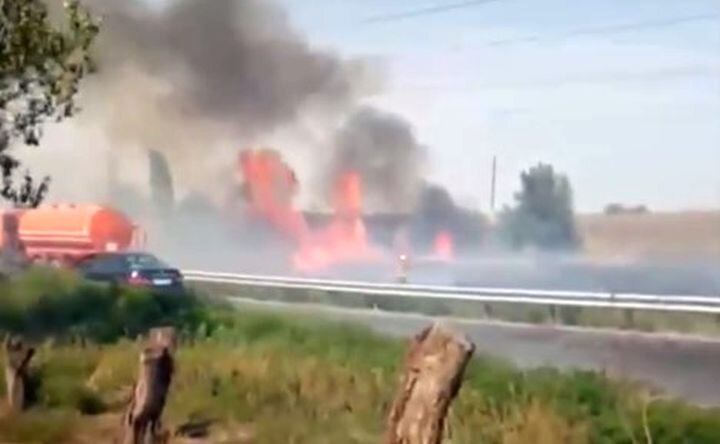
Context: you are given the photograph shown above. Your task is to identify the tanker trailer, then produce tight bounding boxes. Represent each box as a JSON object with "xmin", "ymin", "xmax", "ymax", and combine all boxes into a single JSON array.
[{"xmin": 8, "ymin": 204, "xmax": 142, "ymax": 266}]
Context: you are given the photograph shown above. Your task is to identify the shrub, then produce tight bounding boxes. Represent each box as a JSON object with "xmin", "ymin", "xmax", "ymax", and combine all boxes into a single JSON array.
[{"xmin": 0, "ymin": 268, "xmax": 210, "ymax": 342}]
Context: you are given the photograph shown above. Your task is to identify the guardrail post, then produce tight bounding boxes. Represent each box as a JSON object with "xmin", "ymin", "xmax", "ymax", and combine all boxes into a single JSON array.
[
  {"xmin": 549, "ymin": 305, "xmax": 558, "ymax": 324},
  {"xmin": 624, "ymin": 309, "xmax": 635, "ymax": 328},
  {"xmin": 483, "ymin": 303, "xmax": 493, "ymax": 319}
]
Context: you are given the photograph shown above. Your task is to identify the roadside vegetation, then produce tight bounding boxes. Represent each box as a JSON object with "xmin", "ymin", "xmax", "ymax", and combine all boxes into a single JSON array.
[
  {"xmin": 0, "ymin": 270, "xmax": 720, "ymax": 443},
  {"xmin": 0, "ymin": 268, "xmax": 207, "ymax": 342},
  {"xmin": 199, "ymin": 279, "xmax": 720, "ymax": 338}
]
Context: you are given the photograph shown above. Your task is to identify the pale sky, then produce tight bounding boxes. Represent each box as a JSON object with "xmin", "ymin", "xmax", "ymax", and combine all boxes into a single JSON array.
[
  {"xmin": 274, "ymin": 0, "xmax": 720, "ymax": 212},
  {"xmin": 33, "ymin": 0, "xmax": 719, "ymax": 212}
]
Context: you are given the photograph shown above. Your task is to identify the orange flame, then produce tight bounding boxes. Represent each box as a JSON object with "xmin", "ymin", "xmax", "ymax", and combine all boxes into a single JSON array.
[
  {"xmin": 434, "ymin": 230, "xmax": 454, "ymax": 261},
  {"xmin": 335, "ymin": 172, "xmax": 362, "ymax": 216},
  {"xmin": 293, "ymin": 171, "xmax": 379, "ymax": 272},
  {"xmin": 239, "ymin": 149, "xmax": 308, "ymax": 241},
  {"xmin": 239, "ymin": 149, "xmax": 382, "ymax": 273}
]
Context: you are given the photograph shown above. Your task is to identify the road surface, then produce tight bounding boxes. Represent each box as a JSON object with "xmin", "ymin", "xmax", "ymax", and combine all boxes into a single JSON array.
[{"xmin": 231, "ymin": 297, "xmax": 720, "ymax": 407}]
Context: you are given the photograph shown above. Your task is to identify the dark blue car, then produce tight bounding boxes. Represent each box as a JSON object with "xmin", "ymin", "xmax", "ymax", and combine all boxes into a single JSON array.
[{"xmin": 76, "ymin": 252, "xmax": 184, "ymax": 293}]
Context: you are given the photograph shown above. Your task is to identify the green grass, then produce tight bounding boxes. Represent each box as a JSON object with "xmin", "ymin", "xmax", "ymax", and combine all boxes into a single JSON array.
[
  {"xmin": 2, "ymin": 270, "xmax": 720, "ymax": 443},
  {"xmin": 0, "ymin": 267, "xmax": 208, "ymax": 342},
  {"xmin": 2, "ymin": 309, "xmax": 720, "ymax": 443}
]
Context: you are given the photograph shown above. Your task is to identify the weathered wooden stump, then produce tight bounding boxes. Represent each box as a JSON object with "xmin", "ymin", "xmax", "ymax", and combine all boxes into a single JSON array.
[
  {"xmin": 122, "ymin": 328, "xmax": 176, "ymax": 444},
  {"xmin": 3, "ymin": 335, "xmax": 35, "ymax": 411},
  {"xmin": 149, "ymin": 327, "xmax": 178, "ymax": 353},
  {"xmin": 385, "ymin": 323, "xmax": 475, "ymax": 444}
]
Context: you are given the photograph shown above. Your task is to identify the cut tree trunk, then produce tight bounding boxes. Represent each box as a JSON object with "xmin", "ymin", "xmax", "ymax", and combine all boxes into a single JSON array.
[
  {"xmin": 3, "ymin": 335, "xmax": 34, "ymax": 411},
  {"xmin": 149, "ymin": 327, "xmax": 177, "ymax": 353},
  {"xmin": 385, "ymin": 323, "xmax": 475, "ymax": 444},
  {"xmin": 122, "ymin": 328, "xmax": 176, "ymax": 444}
]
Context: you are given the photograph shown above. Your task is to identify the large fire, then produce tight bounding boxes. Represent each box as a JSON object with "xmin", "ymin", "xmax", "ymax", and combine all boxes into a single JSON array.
[
  {"xmin": 434, "ymin": 230, "xmax": 454, "ymax": 261},
  {"xmin": 239, "ymin": 149, "xmax": 380, "ymax": 273},
  {"xmin": 238, "ymin": 149, "xmax": 308, "ymax": 241}
]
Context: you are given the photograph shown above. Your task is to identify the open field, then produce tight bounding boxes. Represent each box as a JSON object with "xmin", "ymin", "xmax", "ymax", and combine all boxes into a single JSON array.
[
  {"xmin": 578, "ymin": 211, "xmax": 720, "ymax": 260},
  {"xmin": 2, "ymin": 270, "xmax": 720, "ymax": 443}
]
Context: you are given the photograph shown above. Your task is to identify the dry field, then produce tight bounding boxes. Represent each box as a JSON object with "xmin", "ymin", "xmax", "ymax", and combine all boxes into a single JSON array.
[{"xmin": 578, "ymin": 211, "xmax": 720, "ymax": 260}]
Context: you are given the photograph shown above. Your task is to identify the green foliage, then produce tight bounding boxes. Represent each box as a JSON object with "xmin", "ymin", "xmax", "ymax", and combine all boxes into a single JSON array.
[
  {"xmin": 31, "ymin": 347, "xmax": 106, "ymax": 414},
  {"xmin": 0, "ymin": 268, "xmax": 208, "ymax": 341},
  {"xmin": 500, "ymin": 163, "xmax": 580, "ymax": 250},
  {"xmin": 4, "ymin": 309, "xmax": 720, "ymax": 443},
  {"xmin": 2, "ymin": 275, "xmax": 720, "ymax": 442},
  {"xmin": 0, "ymin": 0, "xmax": 99, "ymax": 207}
]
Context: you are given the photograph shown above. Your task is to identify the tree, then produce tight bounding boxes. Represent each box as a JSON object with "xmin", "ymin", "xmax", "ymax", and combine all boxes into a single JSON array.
[
  {"xmin": 500, "ymin": 163, "xmax": 579, "ymax": 250},
  {"xmin": 148, "ymin": 150, "xmax": 175, "ymax": 217},
  {"xmin": 0, "ymin": 0, "xmax": 99, "ymax": 208}
]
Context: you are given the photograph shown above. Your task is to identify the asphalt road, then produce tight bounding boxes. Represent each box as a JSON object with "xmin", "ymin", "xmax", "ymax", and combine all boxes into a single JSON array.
[
  {"xmin": 187, "ymin": 254, "xmax": 720, "ymax": 296},
  {"xmin": 231, "ymin": 297, "xmax": 720, "ymax": 407}
]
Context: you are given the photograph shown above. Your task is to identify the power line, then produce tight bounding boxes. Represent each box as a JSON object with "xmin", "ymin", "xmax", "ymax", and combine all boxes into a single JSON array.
[
  {"xmin": 477, "ymin": 12, "xmax": 720, "ymax": 47},
  {"xmin": 394, "ymin": 65, "xmax": 719, "ymax": 92},
  {"xmin": 481, "ymin": 65, "xmax": 719, "ymax": 89},
  {"xmin": 361, "ymin": 0, "xmax": 506, "ymax": 24}
]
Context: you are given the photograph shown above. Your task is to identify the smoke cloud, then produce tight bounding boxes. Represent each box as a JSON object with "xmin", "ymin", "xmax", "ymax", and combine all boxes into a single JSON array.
[
  {"xmin": 36, "ymin": 0, "xmax": 437, "ymax": 217},
  {"xmin": 58, "ymin": 0, "xmax": 377, "ymax": 197},
  {"xmin": 329, "ymin": 106, "xmax": 426, "ymax": 212},
  {"xmin": 409, "ymin": 183, "xmax": 486, "ymax": 253}
]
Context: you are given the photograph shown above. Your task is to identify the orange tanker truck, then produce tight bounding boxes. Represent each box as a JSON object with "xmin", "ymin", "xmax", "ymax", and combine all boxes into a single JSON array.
[{"xmin": 0, "ymin": 204, "xmax": 143, "ymax": 268}]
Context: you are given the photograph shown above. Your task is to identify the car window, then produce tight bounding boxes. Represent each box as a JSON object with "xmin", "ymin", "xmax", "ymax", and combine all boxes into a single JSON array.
[
  {"xmin": 85, "ymin": 255, "xmax": 127, "ymax": 274},
  {"xmin": 125, "ymin": 254, "xmax": 168, "ymax": 270}
]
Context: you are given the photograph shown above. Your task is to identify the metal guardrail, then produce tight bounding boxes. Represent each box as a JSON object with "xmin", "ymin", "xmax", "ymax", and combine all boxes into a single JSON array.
[{"xmin": 183, "ymin": 270, "xmax": 720, "ymax": 315}]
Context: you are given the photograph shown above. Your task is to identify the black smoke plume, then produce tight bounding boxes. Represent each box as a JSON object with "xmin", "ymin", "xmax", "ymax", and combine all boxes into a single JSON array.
[
  {"xmin": 329, "ymin": 106, "xmax": 426, "ymax": 212},
  {"xmin": 67, "ymin": 0, "xmax": 375, "ymax": 194},
  {"xmin": 409, "ymin": 183, "xmax": 486, "ymax": 254}
]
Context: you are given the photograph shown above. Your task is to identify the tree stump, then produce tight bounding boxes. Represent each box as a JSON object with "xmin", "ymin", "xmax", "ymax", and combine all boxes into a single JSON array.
[
  {"xmin": 122, "ymin": 328, "xmax": 176, "ymax": 444},
  {"xmin": 149, "ymin": 327, "xmax": 177, "ymax": 353},
  {"xmin": 385, "ymin": 323, "xmax": 475, "ymax": 444},
  {"xmin": 3, "ymin": 335, "xmax": 34, "ymax": 411}
]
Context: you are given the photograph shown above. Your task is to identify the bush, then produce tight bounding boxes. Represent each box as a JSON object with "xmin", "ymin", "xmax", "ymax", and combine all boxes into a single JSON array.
[{"xmin": 0, "ymin": 267, "xmax": 210, "ymax": 342}]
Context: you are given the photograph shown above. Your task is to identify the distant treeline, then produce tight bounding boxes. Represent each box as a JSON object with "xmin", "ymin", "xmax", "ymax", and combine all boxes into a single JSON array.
[{"xmin": 604, "ymin": 203, "xmax": 650, "ymax": 215}]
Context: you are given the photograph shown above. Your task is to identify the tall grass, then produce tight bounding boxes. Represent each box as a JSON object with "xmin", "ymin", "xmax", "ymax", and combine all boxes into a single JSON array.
[{"xmin": 1, "ymin": 270, "xmax": 720, "ymax": 443}]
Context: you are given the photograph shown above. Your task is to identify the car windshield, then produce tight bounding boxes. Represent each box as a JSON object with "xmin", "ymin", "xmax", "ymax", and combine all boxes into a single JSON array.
[{"xmin": 125, "ymin": 254, "xmax": 168, "ymax": 270}]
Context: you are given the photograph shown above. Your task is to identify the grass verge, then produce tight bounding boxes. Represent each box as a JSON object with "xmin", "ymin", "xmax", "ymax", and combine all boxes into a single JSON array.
[
  {"xmin": 193, "ymin": 280, "xmax": 720, "ymax": 337},
  {"xmin": 1, "ymin": 270, "xmax": 720, "ymax": 442}
]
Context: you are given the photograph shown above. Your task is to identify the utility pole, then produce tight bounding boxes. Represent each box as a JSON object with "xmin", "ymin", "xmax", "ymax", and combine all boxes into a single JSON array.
[{"xmin": 489, "ymin": 155, "xmax": 497, "ymax": 219}]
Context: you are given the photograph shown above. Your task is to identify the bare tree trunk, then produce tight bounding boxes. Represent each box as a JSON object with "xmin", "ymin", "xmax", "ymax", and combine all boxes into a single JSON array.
[
  {"xmin": 385, "ymin": 323, "xmax": 475, "ymax": 444},
  {"xmin": 3, "ymin": 335, "xmax": 34, "ymax": 411},
  {"xmin": 122, "ymin": 328, "xmax": 176, "ymax": 444}
]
